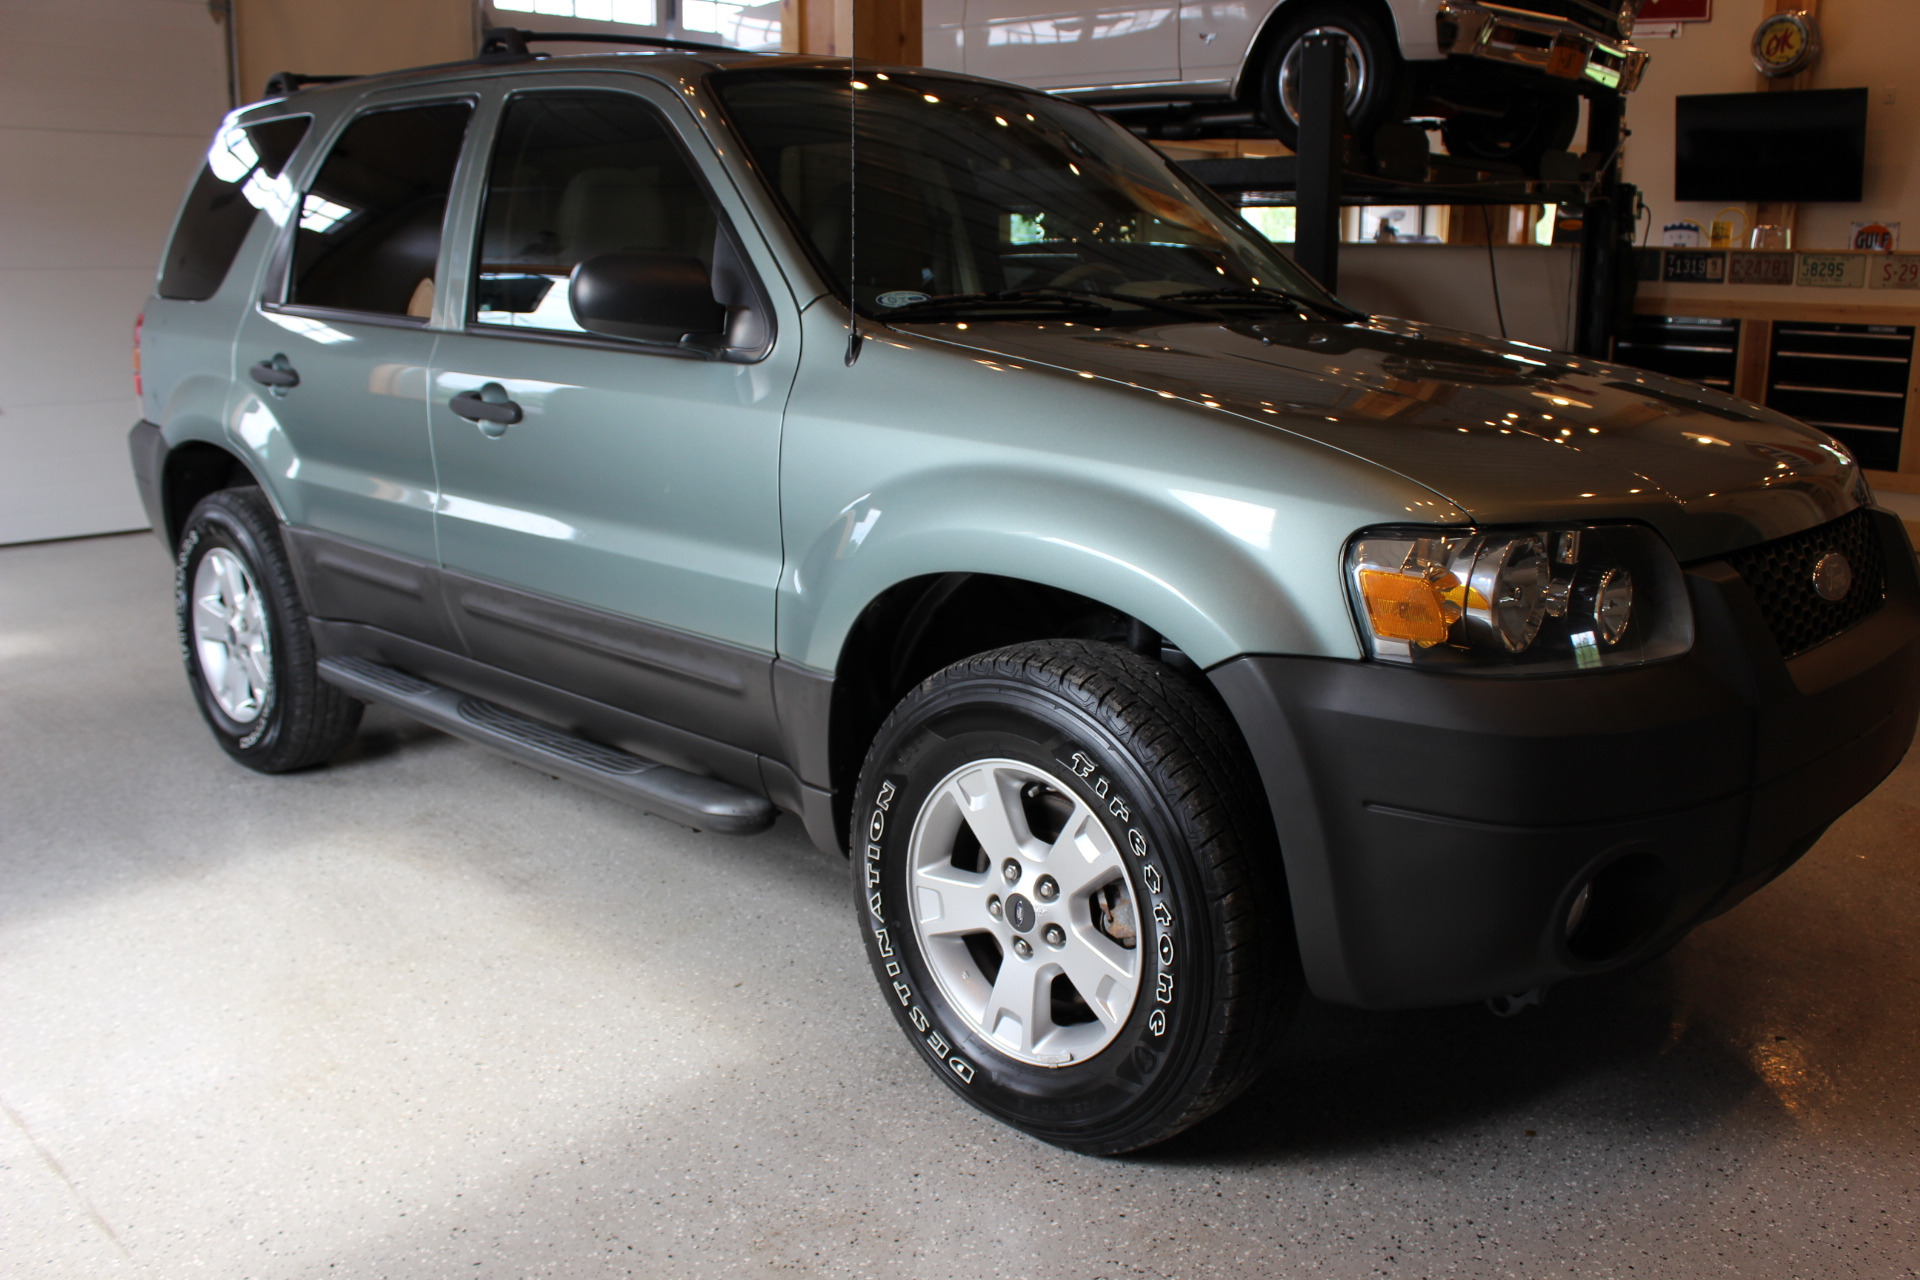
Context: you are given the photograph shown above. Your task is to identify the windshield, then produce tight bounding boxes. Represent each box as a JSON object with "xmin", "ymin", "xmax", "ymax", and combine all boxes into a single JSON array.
[{"xmin": 712, "ymin": 68, "xmax": 1342, "ymax": 322}]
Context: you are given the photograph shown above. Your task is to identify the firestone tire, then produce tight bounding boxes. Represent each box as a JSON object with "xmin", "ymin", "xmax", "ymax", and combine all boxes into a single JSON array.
[
  {"xmin": 174, "ymin": 486, "xmax": 362, "ymax": 773},
  {"xmin": 851, "ymin": 641, "xmax": 1298, "ymax": 1154}
]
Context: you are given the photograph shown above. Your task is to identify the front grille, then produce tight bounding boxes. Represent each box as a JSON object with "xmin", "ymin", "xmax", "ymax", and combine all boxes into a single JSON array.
[{"xmin": 1724, "ymin": 508, "xmax": 1886, "ymax": 659}]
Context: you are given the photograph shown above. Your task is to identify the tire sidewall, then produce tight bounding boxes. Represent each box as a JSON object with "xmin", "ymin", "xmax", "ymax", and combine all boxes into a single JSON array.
[
  {"xmin": 853, "ymin": 677, "xmax": 1217, "ymax": 1147},
  {"xmin": 1261, "ymin": 9, "xmax": 1398, "ymax": 143},
  {"xmin": 175, "ymin": 494, "xmax": 290, "ymax": 762}
]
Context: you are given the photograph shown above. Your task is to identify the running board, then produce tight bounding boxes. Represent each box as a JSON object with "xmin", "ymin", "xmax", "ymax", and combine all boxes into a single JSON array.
[{"xmin": 317, "ymin": 656, "xmax": 776, "ymax": 835}]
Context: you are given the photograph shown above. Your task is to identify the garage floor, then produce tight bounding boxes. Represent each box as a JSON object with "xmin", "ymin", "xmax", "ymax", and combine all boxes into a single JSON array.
[{"xmin": 4, "ymin": 532, "xmax": 1918, "ymax": 1279}]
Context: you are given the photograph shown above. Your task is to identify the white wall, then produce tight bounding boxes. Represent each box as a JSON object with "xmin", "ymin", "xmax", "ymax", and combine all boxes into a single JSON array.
[
  {"xmin": 0, "ymin": 0, "xmax": 230, "ymax": 544},
  {"xmin": 1336, "ymin": 245, "xmax": 1581, "ymax": 351},
  {"xmin": 1625, "ymin": 0, "xmax": 1920, "ymax": 254}
]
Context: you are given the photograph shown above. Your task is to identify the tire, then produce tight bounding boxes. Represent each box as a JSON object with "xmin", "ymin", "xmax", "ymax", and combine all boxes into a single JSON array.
[
  {"xmin": 174, "ymin": 486, "xmax": 361, "ymax": 772},
  {"xmin": 1257, "ymin": 2, "xmax": 1405, "ymax": 154},
  {"xmin": 1441, "ymin": 87, "xmax": 1581, "ymax": 168},
  {"xmin": 851, "ymin": 640, "xmax": 1298, "ymax": 1154}
]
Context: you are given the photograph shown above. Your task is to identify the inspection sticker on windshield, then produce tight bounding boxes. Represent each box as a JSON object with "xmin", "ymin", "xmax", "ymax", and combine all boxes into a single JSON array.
[{"xmin": 876, "ymin": 291, "xmax": 929, "ymax": 308}]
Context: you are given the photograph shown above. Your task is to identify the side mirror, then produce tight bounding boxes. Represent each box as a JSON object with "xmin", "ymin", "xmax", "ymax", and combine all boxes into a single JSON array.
[{"xmin": 569, "ymin": 251, "xmax": 727, "ymax": 342}]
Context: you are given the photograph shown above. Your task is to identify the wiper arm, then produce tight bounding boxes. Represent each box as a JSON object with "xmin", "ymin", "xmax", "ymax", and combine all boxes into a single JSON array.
[
  {"xmin": 1154, "ymin": 285, "xmax": 1359, "ymax": 320},
  {"xmin": 874, "ymin": 288, "xmax": 1119, "ymax": 321}
]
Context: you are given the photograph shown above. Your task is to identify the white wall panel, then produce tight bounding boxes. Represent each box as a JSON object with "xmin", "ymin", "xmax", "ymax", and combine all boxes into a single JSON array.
[{"xmin": 0, "ymin": 0, "xmax": 229, "ymax": 544}]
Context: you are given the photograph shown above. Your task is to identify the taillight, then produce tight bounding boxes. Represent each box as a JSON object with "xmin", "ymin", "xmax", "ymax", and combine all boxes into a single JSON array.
[{"xmin": 133, "ymin": 312, "xmax": 144, "ymax": 398}]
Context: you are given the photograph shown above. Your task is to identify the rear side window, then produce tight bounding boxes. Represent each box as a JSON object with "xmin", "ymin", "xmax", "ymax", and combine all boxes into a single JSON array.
[
  {"xmin": 288, "ymin": 102, "xmax": 473, "ymax": 318},
  {"xmin": 157, "ymin": 115, "xmax": 311, "ymax": 301}
]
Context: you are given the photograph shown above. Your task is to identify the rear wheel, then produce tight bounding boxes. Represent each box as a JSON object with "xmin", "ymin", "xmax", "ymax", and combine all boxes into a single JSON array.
[
  {"xmin": 175, "ymin": 487, "xmax": 361, "ymax": 772},
  {"xmin": 851, "ymin": 640, "xmax": 1297, "ymax": 1154},
  {"xmin": 1441, "ymin": 87, "xmax": 1581, "ymax": 167}
]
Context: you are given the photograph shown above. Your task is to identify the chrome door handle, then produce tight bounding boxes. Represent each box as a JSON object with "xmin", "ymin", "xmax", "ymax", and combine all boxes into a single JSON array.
[{"xmin": 449, "ymin": 384, "xmax": 523, "ymax": 437}]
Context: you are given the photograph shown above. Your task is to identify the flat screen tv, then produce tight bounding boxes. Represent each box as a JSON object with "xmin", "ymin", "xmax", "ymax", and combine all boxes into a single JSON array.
[{"xmin": 1674, "ymin": 88, "xmax": 1868, "ymax": 203}]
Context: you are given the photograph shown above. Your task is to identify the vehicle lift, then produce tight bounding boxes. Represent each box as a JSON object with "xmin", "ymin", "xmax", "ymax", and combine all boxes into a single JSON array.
[{"xmin": 1167, "ymin": 34, "xmax": 1638, "ymax": 359}]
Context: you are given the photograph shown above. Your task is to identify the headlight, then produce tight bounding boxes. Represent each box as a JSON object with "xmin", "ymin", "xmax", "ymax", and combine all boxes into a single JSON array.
[{"xmin": 1346, "ymin": 523, "xmax": 1693, "ymax": 674}]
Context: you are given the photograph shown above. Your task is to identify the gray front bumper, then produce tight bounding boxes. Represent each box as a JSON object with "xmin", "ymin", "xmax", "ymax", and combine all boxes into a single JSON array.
[{"xmin": 1443, "ymin": 3, "xmax": 1648, "ymax": 93}]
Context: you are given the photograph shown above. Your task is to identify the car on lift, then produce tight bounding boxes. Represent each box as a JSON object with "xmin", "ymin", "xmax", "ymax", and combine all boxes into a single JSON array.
[
  {"xmin": 130, "ymin": 36, "xmax": 1916, "ymax": 1154},
  {"xmin": 923, "ymin": 0, "xmax": 1650, "ymax": 164}
]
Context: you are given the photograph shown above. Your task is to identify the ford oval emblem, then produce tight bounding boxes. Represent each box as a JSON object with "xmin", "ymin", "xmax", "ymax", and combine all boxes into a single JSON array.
[{"xmin": 1812, "ymin": 552, "xmax": 1853, "ymax": 602}]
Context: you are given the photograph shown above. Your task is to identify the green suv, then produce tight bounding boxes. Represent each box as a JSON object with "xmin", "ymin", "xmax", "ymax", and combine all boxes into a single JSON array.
[{"xmin": 130, "ymin": 40, "xmax": 1919, "ymax": 1154}]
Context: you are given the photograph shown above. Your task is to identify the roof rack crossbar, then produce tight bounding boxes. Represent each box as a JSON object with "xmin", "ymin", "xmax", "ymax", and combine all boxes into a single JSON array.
[
  {"xmin": 479, "ymin": 26, "xmax": 740, "ymax": 58},
  {"xmin": 263, "ymin": 71, "xmax": 359, "ymax": 97}
]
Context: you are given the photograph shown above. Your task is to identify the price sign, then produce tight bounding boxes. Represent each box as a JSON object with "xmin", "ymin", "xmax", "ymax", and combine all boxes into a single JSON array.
[
  {"xmin": 1727, "ymin": 252, "xmax": 1796, "ymax": 286},
  {"xmin": 1869, "ymin": 255, "xmax": 1920, "ymax": 290},
  {"xmin": 1796, "ymin": 254, "xmax": 1867, "ymax": 288},
  {"xmin": 1663, "ymin": 250, "xmax": 1727, "ymax": 284}
]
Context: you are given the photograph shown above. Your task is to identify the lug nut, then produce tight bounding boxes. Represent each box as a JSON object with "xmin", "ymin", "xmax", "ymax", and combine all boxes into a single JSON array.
[
  {"xmin": 987, "ymin": 895, "xmax": 1003, "ymax": 919},
  {"xmin": 1042, "ymin": 923, "xmax": 1065, "ymax": 948},
  {"xmin": 1012, "ymin": 937, "xmax": 1033, "ymax": 959},
  {"xmin": 1002, "ymin": 859, "xmax": 1022, "ymax": 885},
  {"xmin": 1035, "ymin": 876, "xmax": 1058, "ymax": 902}
]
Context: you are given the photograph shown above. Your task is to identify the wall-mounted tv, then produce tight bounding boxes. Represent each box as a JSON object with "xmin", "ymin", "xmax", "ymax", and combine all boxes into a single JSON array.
[{"xmin": 1675, "ymin": 88, "xmax": 1868, "ymax": 203}]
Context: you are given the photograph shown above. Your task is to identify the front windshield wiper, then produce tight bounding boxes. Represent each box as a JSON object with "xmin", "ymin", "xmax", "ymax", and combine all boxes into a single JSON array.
[
  {"xmin": 873, "ymin": 287, "xmax": 1119, "ymax": 322},
  {"xmin": 1153, "ymin": 285, "xmax": 1360, "ymax": 321}
]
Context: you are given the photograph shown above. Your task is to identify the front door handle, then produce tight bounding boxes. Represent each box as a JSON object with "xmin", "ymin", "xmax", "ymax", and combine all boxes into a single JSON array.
[
  {"xmin": 449, "ymin": 383, "xmax": 523, "ymax": 437},
  {"xmin": 249, "ymin": 354, "xmax": 299, "ymax": 390}
]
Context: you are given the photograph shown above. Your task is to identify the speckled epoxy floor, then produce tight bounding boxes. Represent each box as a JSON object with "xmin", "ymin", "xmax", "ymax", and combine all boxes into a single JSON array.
[{"xmin": 3, "ymin": 532, "xmax": 1917, "ymax": 1279}]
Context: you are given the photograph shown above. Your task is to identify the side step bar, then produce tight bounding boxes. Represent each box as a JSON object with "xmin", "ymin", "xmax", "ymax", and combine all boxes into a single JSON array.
[{"xmin": 317, "ymin": 656, "xmax": 776, "ymax": 835}]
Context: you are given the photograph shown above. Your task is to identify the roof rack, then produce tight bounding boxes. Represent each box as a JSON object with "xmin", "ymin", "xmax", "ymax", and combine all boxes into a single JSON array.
[
  {"xmin": 262, "ymin": 71, "xmax": 359, "ymax": 97},
  {"xmin": 478, "ymin": 26, "xmax": 742, "ymax": 58},
  {"xmin": 260, "ymin": 26, "xmax": 748, "ymax": 100}
]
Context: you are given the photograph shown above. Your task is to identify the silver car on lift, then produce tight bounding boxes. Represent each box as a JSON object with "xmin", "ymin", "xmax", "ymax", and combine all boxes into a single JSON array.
[{"xmin": 925, "ymin": 0, "xmax": 1649, "ymax": 162}]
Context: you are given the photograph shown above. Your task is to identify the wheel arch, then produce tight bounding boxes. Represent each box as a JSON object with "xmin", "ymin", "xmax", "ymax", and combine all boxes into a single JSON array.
[{"xmin": 159, "ymin": 439, "xmax": 272, "ymax": 549}]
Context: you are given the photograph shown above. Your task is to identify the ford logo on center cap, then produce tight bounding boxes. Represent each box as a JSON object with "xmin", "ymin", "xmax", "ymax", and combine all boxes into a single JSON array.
[{"xmin": 1812, "ymin": 552, "xmax": 1854, "ymax": 602}]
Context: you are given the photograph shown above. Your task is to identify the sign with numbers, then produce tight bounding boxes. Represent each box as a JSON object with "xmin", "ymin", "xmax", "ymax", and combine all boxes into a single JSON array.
[
  {"xmin": 1869, "ymin": 255, "xmax": 1920, "ymax": 290},
  {"xmin": 1663, "ymin": 250, "xmax": 1727, "ymax": 284},
  {"xmin": 1727, "ymin": 252, "xmax": 1796, "ymax": 286},
  {"xmin": 1796, "ymin": 254, "xmax": 1866, "ymax": 288}
]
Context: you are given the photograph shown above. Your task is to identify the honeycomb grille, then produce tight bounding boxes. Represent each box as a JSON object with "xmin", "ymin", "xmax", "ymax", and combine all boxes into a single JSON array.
[{"xmin": 1724, "ymin": 508, "xmax": 1886, "ymax": 659}]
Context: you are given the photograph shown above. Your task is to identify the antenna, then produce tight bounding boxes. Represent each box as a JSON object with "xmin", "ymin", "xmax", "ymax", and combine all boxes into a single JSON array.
[{"xmin": 845, "ymin": 36, "xmax": 863, "ymax": 366}]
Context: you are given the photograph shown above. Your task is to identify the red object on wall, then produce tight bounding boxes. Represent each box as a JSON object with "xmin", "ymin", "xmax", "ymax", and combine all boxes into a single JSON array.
[{"xmin": 1638, "ymin": 0, "xmax": 1712, "ymax": 20}]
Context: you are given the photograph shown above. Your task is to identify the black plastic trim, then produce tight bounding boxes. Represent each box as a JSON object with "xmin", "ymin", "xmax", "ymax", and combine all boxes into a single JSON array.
[
  {"xmin": 1210, "ymin": 511, "xmax": 1920, "ymax": 1010},
  {"xmin": 127, "ymin": 420, "xmax": 167, "ymax": 546},
  {"xmin": 318, "ymin": 655, "xmax": 774, "ymax": 834},
  {"xmin": 309, "ymin": 619, "xmax": 768, "ymax": 794}
]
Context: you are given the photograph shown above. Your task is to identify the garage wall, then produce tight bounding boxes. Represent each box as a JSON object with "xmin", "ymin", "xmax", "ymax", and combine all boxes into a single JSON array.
[
  {"xmin": 1624, "ymin": 0, "xmax": 1920, "ymax": 254},
  {"xmin": 0, "ymin": 0, "xmax": 230, "ymax": 545}
]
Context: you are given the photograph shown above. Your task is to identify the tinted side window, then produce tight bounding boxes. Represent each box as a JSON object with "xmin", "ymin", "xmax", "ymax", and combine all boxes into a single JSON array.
[
  {"xmin": 158, "ymin": 116, "xmax": 312, "ymax": 301},
  {"xmin": 289, "ymin": 102, "xmax": 472, "ymax": 318},
  {"xmin": 473, "ymin": 93, "xmax": 718, "ymax": 336}
]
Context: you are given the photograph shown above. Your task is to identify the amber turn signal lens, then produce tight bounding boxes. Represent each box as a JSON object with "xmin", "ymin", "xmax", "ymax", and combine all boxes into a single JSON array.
[{"xmin": 1357, "ymin": 570, "xmax": 1452, "ymax": 644}]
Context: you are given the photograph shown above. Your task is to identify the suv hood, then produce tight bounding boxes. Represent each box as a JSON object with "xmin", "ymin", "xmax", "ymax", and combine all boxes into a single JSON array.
[{"xmin": 909, "ymin": 314, "xmax": 1863, "ymax": 561}]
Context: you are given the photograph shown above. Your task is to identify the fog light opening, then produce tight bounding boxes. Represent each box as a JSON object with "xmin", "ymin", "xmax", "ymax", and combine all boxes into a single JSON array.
[{"xmin": 1564, "ymin": 852, "xmax": 1668, "ymax": 963}]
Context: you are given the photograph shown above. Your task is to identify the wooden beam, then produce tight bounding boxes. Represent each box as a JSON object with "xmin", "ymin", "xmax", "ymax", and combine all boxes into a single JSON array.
[{"xmin": 783, "ymin": 0, "xmax": 920, "ymax": 63}]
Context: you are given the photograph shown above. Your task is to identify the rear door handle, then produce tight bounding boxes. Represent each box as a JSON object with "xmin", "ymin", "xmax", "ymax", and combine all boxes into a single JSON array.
[
  {"xmin": 449, "ymin": 384, "xmax": 523, "ymax": 437},
  {"xmin": 249, "ymin": 354, "xmax": 299, "ymax": 389}
]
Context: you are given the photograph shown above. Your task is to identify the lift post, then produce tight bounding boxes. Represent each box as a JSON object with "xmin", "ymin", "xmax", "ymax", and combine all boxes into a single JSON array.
[{"xmin": 1291, "ymin": 32, "xmax": 1349, "ymax": 292}]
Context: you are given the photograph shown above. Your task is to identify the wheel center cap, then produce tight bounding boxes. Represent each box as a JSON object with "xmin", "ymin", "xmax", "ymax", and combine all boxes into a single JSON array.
[{"xmin": 1005, "ymin": 893, "xmax": 1036, "ymax": 933}]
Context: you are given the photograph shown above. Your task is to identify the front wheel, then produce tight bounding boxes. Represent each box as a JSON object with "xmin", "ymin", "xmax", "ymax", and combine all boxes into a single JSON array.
[
  {"xmin": 1441, "ymin": 88, "xmax": 1581, "ymax": 167},
  {"xmin": 851, "ymin": 641, "xmax": 1297, "ymax": 1154}
]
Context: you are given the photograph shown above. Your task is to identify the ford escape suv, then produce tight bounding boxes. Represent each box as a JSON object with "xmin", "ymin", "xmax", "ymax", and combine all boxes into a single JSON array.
[{"xmin": 130, "ymin": 43, "xmax": 1918, "ymax": 1154}]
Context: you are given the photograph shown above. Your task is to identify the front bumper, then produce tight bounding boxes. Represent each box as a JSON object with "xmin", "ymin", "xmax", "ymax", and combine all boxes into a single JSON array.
[
  {"xmin": 1441, "ymin": 3, "xmax": 1648, "ymax": 93},
  {"xmin": 1210, "ymin": 509, "xmax": 1920, "ymax": 1009}
]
